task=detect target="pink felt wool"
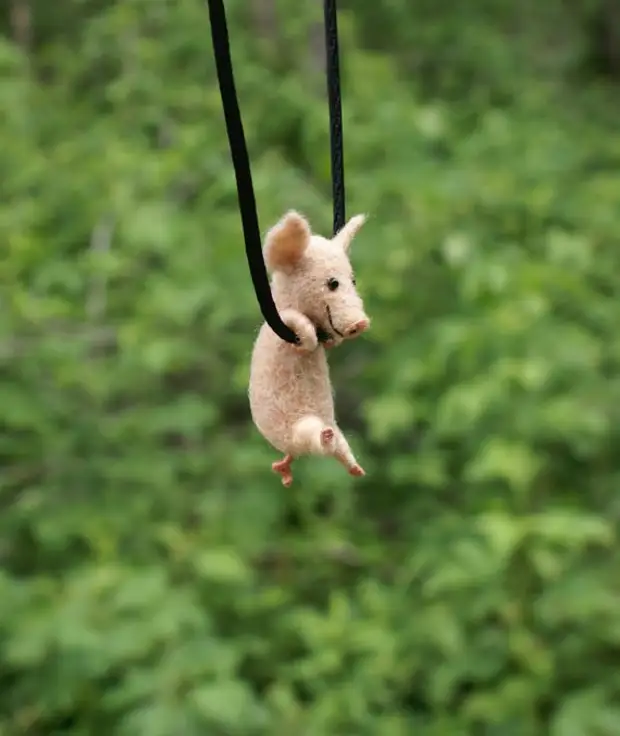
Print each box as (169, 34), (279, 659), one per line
(249, 210), (370, 486)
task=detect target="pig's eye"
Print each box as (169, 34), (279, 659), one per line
(327, 277), (340, 291)
(352, 275), (357, 286)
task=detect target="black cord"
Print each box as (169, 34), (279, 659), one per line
(206, 0), (298, 344)
(323, 0), (345, 236)
(207, 0), (346, 343)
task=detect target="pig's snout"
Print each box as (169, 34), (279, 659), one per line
(345, 317), (370, 338)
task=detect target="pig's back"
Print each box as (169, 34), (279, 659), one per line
(249, 323), (334, 453)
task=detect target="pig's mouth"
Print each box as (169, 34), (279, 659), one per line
(313, 305), (343, 344)
(325, 305), (345, 338)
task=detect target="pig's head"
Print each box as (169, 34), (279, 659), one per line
(264, 210), (370, 346)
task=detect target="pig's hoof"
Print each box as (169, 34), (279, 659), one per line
(348, 464), (365, 477)
(292, 324), (319, 352)
(320, 427), (336, 450)
(272, 455), (293, 487)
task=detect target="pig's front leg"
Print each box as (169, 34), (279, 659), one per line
(279, 309), (319, 352)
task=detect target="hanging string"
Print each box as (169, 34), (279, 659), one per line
(206, 0), (298, 344)
(323, 0), (345, 236)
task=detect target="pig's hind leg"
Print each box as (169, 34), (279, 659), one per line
(272, 454), (294, 487)
(278, 416), (364, 483)
(333, 427), (365, 477)
(272, 416), (337, 487)
(292, 416), (365, 477)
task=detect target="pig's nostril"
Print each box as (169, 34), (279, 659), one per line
(346, 319), (370, 337)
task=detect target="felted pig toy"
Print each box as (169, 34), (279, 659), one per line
(249, 210), (370, 486)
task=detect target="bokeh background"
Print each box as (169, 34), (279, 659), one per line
(2, 0), (620, 733)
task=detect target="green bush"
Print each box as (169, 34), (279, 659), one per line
(2, 0), (620, 733)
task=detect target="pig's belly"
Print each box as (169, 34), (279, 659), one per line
(249, 338), (335, 454)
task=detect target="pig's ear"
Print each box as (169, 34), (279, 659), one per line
(264, 211), (311, 273)
(334, 214), (366, 252)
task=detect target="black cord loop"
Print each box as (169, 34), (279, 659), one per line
(206, 0), (345, 342)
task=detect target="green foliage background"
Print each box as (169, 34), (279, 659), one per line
(2, 0), (620, 733)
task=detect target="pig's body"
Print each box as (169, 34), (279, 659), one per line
(249, 321), (334, 454)
(248, 211), (370, 486)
